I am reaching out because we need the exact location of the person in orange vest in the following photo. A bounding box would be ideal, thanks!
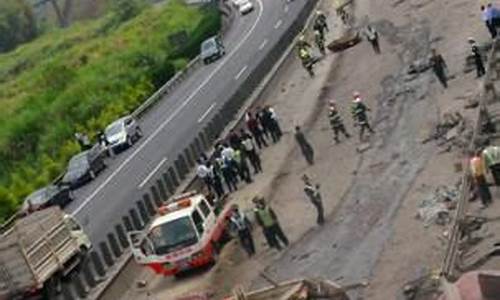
[470,149,492,208]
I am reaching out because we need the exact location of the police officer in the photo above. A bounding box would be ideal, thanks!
[302,175,324,225]
[228,205,255,257]
[314,30,326,55]
[429,49,448,88]
[469,38,485,78]
[328,100,350,143]
[351,92,374,141]
[253,197,289,251]
[298,46,315,77]
[313,10,328,40]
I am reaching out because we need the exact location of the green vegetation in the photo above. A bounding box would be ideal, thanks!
[0,0,37,53]
[0,0,221,221]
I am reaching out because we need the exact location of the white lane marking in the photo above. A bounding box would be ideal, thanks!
[259,39,268,50]
[284,5,289,13]
[274,19,282,29]
[198,102,217,123]
[235,65,248,80]
[72,0,265,216]
[138,157,167,189]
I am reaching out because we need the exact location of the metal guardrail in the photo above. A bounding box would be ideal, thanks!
[441,38,500,279]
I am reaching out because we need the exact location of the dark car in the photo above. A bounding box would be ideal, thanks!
[62,146,107,189]
[201,36,225,64]
[21,185,74,214]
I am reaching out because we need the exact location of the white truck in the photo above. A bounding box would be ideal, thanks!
[0,207,91,300]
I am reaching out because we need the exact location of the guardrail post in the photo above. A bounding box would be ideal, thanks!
[61,283,76,300]
[136,200,150,223]
[156,179,168,202]
[143,193,156,216]
[90,250,106,277]
[150,186,162,207]
[98,241,114,267]
[122,216,133,232]
[203,125,215,145]
[167,167,179,188]
[81,259,98,288]
[115,223,129,248]
[174,158,186,180]
[129,208,144,230]
[183,148,195,168]
[190,142,200,161]
[107,233,123,258]
[71,273,88,298]
[199,132,209,151]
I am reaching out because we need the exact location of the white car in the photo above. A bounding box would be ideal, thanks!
[104,115,142,154]
[238,0,254,15]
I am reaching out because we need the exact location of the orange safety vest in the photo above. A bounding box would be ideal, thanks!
[470,156,485,177]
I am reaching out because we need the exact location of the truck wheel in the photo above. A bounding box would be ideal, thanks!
[136,127,143,139]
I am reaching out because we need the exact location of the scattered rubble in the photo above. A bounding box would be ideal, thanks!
[416,185,460,227]
[421,111,473,153]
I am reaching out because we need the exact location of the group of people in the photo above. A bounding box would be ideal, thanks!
[196,106,281,198]
[297,11,329,77]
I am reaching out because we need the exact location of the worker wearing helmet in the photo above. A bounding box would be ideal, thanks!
[297,35,312,52]
[298,46,315,77]
[313,10,328,41]
[314,30,326,55]
[350,92,374,141]
[328,100,350,143]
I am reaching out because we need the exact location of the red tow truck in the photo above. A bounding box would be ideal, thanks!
[128,191,233,276]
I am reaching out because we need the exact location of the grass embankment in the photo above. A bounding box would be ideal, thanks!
[0,0,221,221]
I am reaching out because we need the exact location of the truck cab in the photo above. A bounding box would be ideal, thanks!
[128,192,232,276]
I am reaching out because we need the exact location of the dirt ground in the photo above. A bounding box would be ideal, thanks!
[105,0,498,299]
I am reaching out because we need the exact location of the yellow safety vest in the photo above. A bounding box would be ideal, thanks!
[255,207,275,227]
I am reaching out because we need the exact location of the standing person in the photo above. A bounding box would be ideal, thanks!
[470,150,492,208]
[364,25,380,54]
[228,205,255,257]
[216,155,238,192]
[429,49,449,88]
[256,107,271,140]
[241,130,263,173]
[294,126,314,165]
[481,5,496,38]
[246,112,268,149]
[298,46,315,77]
[75,132,91,150]
[196,159,212,192]
[328,100,351,143]
[209,161,225,198]
[314,30,326,55]
[482,144,500,185]
[314,10,328,38]
[221,144,239,180]
[469,38,486,78]
[234,147,252,183]
[351,92,374,141]
[296,35,312,52]
[301,175,325,225]
[228,130,242,150]
[267,105,283,140]
[261,107,279,143]
[253,197,289,251]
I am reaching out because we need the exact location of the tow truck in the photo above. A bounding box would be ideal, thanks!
[128,191,233,276]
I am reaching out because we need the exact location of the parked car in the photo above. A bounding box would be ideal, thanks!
[21,185,74,214]
[105,116,142,154]
[201,36,225,65]
[62,146,107,189]
[237,0,254,15]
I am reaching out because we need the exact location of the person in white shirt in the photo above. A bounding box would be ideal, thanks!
[196,159,212,191]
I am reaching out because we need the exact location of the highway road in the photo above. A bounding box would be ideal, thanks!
[65,0,311,248]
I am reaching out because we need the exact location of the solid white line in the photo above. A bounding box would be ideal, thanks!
[235,65,248,80]
[198,103,217,123]
[72,0,265,216]
[274,19,282,29]
[259,39,268,50]
[138,157,167,189]
[284,5,289,13]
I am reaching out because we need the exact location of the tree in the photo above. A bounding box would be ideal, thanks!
[0,0,37,53]
[111,0,145,23]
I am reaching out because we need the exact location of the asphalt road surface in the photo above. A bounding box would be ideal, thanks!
[66,0,311,247]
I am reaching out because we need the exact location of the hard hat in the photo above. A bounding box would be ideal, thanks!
[299,35,305,41]
[316,10,322,15]
[353,91,360,98]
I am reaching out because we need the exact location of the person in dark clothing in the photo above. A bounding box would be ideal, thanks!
[351,93,374,142]
[266,105,283,141]
[482,5,497,38]
[364,25,381,54]
[429,49,448,88]
[216,155,237,192]
[75,132,92,151]
[228,205,255,257]
[328,101,350,143]
[294,126,314,165]
[313,10,328,41]
[469,39,486,78]
[210,161,225,198]
[228,130,242,150]
[256,107,271,140]
[241,130,262,174]
[302,175,325,225]
[246,112,268,149]
[253,197,289,250]
[234,148,252,183]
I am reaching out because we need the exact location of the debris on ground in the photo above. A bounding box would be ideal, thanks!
[400,272,441,300]
[416,185,460,227]
[421,111,473,153]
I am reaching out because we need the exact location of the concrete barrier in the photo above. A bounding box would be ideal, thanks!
[129,208,144,230]
[115,224,129,248]
[61,282,76,300]
[150,185,163,206]
[98,242,114,267]
[164,170,177,193]
[156,178,168,201]
[107,233,123,258]
[71,273,88,298]
[90,250,106,277]
[143,193,156,216]
[198,132,209,151]
[190,141,201,161]
[136,200,150,223]
[81,260,99,288]
[174,158,187,180]
[183,147,195,168]
[122,216,133,232]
